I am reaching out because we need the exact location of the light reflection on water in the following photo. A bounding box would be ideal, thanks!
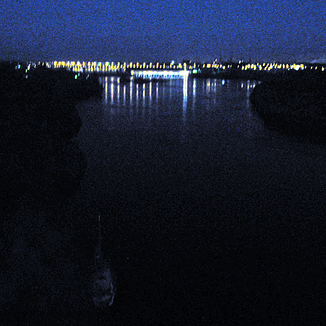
[72,76,326,323]
[98,76,261,141]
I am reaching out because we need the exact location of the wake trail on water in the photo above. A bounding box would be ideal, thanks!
[92,214,116,308]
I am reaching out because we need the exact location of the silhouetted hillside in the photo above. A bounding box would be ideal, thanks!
[1,62,103,212]
[250,74,326,143]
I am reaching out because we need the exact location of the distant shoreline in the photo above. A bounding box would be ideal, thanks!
[89,69,326,83]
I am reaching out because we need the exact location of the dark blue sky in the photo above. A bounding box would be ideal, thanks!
[1,0,325,62]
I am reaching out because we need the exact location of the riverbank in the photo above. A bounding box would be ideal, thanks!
[1,62,103,214]
[192,68,326,82]
[0,61,107,322]
[250,73,326,143]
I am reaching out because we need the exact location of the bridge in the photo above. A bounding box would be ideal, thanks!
[131,69,190,79]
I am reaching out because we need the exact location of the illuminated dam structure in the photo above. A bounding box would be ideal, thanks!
[131,69,190,79]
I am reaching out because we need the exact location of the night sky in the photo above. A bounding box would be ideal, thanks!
[1,0,326,63]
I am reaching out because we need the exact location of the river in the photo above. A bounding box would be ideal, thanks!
[3,76,326,324]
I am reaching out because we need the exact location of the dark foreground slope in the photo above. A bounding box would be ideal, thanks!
[250,73,326,144]
[0,63,110,324]
[1,62,103,212]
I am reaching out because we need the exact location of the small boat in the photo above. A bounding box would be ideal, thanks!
[92,214,116,308]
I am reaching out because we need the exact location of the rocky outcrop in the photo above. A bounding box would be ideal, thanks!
[1,62,103,211]
[250,75,326,143]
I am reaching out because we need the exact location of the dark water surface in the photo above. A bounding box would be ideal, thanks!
[3,77,326,325]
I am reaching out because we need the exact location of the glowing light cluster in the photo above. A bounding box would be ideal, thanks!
[46,60,326,74]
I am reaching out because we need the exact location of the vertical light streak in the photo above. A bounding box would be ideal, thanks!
[182,75,188,127]
[136,84,139,115]
[192,78,196,119]
[104,77,108,105]
[149,81,152,107]
[110,82,114,106]
[206,79,211,95]
[156,83,159,117]
[142,84,146,119]
[247,80,250,97]
[130,82,133,102]
[117,82,120,109]
[123,84,126,107]
[149,82,152,121]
